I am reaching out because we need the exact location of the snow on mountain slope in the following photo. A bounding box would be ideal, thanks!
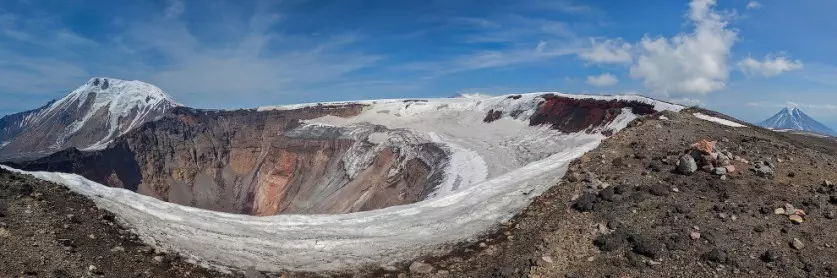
[693,113,747,128]
[4,93,684,273]
[0,77,179,159]
[759,107,836,135]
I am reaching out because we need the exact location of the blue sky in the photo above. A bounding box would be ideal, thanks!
[1,0,836,128]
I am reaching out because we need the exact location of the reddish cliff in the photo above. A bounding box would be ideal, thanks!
[528,94,656,133]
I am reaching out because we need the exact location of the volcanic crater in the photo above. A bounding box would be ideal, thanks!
[8,94,664,218]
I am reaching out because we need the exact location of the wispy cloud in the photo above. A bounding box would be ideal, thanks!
[406,15,585,76]
[746,1,763,10]
[586,73,618,87]
[0,1,383,108]
[578,38,633,64]
[737,54,803,77]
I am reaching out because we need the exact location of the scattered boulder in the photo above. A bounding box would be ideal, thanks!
[629,234,661,258]
[677,155,698,175]
[761,249,780,263]
[751,162,775,178]
[573,193,599,212]
[409,261,434,274]
[692,139,717,154]
[791,238,805,250]
[593,233,624,252]
[789,214,804,224]
[705,248,728,264]
[784,204,797,215]
[649,184,670,196]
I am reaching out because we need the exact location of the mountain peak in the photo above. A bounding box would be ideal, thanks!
[759,107,836,136]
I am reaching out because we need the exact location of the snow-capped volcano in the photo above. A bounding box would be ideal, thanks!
[758,107,836,135]
[0,77,179,159]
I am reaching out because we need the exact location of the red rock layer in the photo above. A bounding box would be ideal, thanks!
[528,94,657,133]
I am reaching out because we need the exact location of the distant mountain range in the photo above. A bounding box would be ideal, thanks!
[758,107,836,136]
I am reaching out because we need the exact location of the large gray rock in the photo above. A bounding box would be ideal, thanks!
[752,161,775,178]
[677,154,698,174]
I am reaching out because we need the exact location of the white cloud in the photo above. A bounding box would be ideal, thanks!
[746,1,763,10]
[737,55,803,77]
[586,73,618,87]
[579,38,632,64]
[629,0,737,96]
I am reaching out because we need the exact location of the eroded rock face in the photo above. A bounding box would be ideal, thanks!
[529,94,656,133]
[11,105,448,215]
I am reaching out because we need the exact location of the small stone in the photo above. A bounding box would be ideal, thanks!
[692,139,717,154]
[479,242,487,248]
[724,165,736,173]
[111,246,125,252]
[761,249,780,263]
[153,256,165,263]
[599,182,611,190]
[541,256,554,264]
[596,223,609,234]
[586,256,595,262]
[718,213,728,219]
[789,214,804,224]
[720,175,728,181]
[649,184,670,196]
[784,204,797,215]
[791,238,805,250]
[706,248,727,263]
[774,208,786,215]
[712,167,727,176]
[88,234,96,240]
[824,180,833,187]
[754,225,766,233]
[690,231,701,240]
[409,261,434,274]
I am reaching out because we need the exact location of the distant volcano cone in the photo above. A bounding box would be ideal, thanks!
[758,107,836,135]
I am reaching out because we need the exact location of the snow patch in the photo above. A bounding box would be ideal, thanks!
[693,113,746,127]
